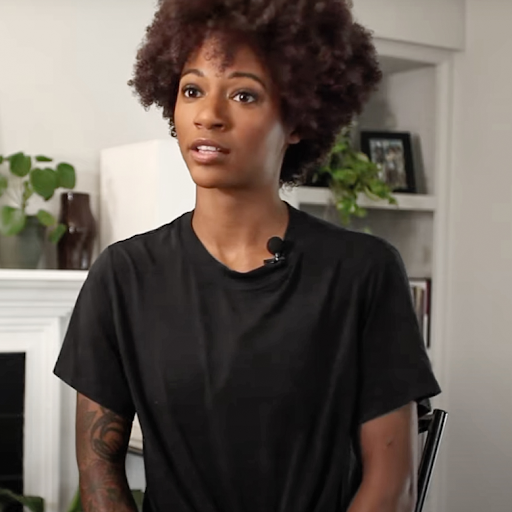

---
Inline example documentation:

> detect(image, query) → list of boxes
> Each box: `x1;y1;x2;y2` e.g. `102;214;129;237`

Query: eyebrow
180;68;267;91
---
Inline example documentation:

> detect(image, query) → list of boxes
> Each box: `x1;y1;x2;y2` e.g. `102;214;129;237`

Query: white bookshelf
283;37;457;512
281;186;437;212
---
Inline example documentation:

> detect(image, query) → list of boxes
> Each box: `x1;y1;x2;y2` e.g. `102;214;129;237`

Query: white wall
352;0;465;50
443;1;512;511
1;0;491;510
0;0;167;502
0;0;170;227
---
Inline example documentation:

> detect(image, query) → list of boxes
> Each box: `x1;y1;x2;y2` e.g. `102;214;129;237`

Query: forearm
347;479;415;512
79;459;138;512
76;394;137;512
352;403;418;512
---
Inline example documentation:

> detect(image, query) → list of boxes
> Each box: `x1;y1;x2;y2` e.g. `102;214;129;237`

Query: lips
189;139;231;165
189;138;230;154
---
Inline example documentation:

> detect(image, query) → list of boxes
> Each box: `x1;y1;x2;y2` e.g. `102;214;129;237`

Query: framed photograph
409;278;431;348
360;131;416;193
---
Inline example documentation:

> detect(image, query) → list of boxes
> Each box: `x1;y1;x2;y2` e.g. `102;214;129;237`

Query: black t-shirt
54;203;441;512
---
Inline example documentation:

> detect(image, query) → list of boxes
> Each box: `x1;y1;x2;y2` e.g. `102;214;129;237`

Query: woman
54;1;441;511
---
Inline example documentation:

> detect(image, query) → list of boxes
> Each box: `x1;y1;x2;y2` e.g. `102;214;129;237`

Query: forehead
184;34;268;76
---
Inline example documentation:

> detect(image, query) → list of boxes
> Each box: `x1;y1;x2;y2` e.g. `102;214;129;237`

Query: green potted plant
0;152;76;268
313;126;397;226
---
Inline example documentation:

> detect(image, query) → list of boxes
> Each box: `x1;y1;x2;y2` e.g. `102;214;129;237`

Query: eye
182;85;202;99
233;90;259;104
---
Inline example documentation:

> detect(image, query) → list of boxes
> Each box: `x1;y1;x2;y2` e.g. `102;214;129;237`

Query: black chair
415;409;448;512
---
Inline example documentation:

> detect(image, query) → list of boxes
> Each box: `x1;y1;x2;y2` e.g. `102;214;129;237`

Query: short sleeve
358;243;441;424
54;247;135;419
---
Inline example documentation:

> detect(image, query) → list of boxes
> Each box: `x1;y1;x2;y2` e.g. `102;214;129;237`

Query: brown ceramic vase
57;192;96;270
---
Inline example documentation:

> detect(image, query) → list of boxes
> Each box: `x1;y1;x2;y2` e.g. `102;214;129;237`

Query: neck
192;186;289;255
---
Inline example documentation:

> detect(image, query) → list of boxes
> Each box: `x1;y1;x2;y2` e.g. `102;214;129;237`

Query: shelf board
0;269;88;281
379;55;433;75
282;187;436;212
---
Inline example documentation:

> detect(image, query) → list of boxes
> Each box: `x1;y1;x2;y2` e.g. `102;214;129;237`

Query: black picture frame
360;131;416;193
409;278;431;348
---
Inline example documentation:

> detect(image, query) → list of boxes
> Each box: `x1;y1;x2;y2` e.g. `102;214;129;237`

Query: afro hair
127;0;382;186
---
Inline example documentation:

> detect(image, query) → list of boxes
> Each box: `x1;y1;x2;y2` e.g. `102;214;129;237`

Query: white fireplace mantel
0;269;87;512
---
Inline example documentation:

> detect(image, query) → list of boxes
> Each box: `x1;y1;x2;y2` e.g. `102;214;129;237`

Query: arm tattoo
76;394;138;512
90;407;128;463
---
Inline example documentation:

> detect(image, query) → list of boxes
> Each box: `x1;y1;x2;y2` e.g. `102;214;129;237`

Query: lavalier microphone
263;236;286;266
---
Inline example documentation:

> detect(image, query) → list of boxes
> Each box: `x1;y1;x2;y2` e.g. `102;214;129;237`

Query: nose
194;92;228;131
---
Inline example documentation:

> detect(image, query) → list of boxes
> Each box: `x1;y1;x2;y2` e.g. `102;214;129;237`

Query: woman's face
174;36;299;191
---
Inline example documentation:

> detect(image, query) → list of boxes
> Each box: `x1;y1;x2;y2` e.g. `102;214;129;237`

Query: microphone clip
264;236;287;266
263;253;286;266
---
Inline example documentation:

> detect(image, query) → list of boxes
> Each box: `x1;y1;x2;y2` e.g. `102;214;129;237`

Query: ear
287;130;301;145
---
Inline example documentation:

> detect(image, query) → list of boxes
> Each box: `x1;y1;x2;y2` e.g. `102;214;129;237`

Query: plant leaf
30;167;58;200
22;181;34;206
0;488;45;512
20;496;45;512
131;490;145;512
35;155;53;162
0;175;7;197
356;152;370;163
66;489;82;512
0;156;4;165
0;206;26;236
354;205;368;218
48;223;67;244
10;152;32;177
36;209;57;227
56;163;76;189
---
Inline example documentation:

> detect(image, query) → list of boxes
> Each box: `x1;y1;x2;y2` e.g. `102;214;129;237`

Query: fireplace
0;353;25;511
0;270;86;512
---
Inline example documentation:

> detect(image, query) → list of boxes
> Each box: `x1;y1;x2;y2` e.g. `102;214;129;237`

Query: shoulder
294;208;400;272
89;212;189;282
108;212;188;263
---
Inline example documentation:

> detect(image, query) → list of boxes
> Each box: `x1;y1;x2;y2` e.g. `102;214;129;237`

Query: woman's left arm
348;402;418;512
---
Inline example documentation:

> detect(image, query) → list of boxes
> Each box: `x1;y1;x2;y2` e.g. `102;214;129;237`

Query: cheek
254;120;288;160
241;109;284;147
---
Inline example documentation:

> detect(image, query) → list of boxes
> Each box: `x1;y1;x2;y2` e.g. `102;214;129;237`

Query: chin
189;166;247;190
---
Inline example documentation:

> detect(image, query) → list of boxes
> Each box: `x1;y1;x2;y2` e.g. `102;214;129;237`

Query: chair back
415;409;448;512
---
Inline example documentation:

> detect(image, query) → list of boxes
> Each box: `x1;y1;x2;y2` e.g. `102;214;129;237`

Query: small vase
57;192;97;270
0;216;45;269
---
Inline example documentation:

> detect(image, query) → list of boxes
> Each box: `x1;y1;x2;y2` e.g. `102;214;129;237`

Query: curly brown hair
127;0;382;186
